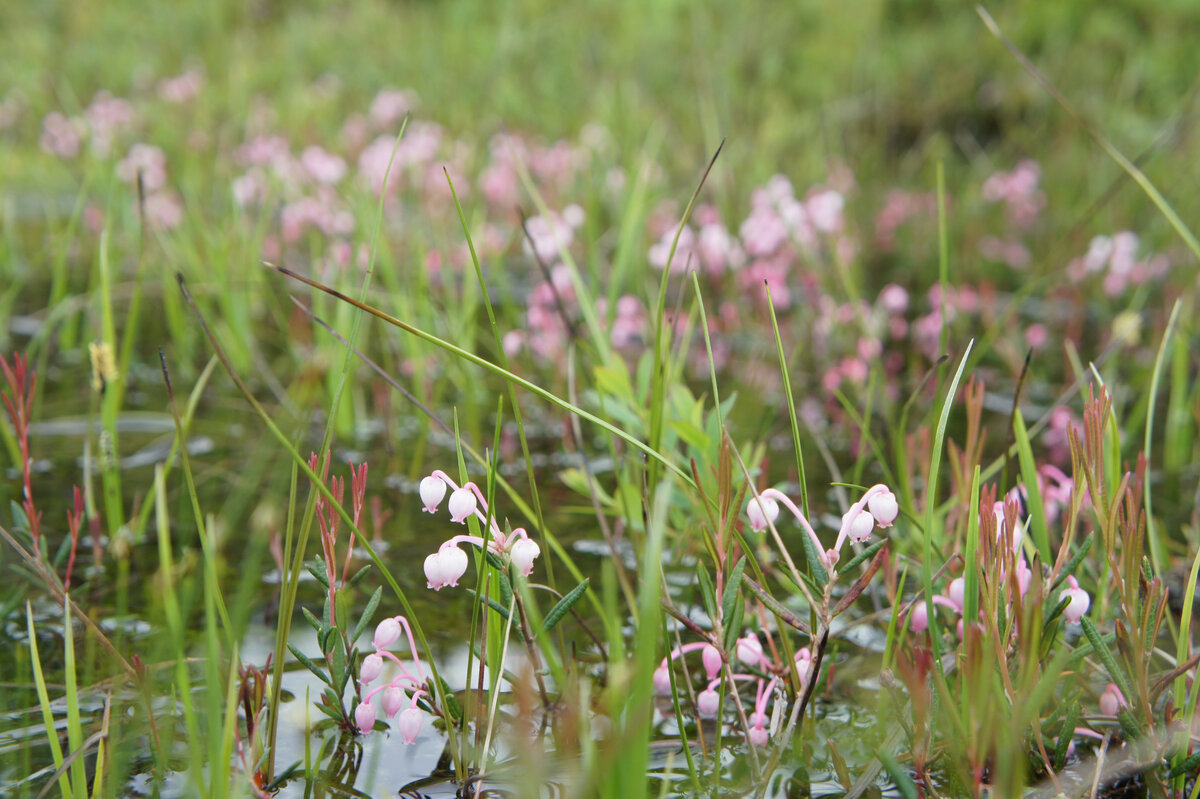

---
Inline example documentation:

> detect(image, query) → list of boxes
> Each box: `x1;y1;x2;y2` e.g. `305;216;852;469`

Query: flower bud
1100;684;1124;716
397;706;422;744
373;617;401;650
354;701;376;735
748;726;770;747
736;634;763;667
947;577;965;612
746;495;780;533
910;601;928;633
697;688;720;718
509;537;541;577
867;488;899;527
653;665;672;696
419;475;447;513
701;644;722;680
447;487;478;523
1060;577;1090;623
360;653;384;684
382;685;405;718
842;508;875;544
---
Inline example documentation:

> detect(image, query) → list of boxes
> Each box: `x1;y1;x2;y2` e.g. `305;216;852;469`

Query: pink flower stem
830;485;889;556
759;488;825;564
394;616;426;681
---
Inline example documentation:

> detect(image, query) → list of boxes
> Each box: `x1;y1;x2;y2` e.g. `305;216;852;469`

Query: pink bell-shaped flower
748;725;770;747
425;546;469;590
373;617;401;650
397;706;423;744
419;476;447;513
867;488;899;527
909;601;928;633
746;495;780;533
697;688;720;718
360;653;384;685
947;577;965;612
736;634;763;667
509;538;541;577
701;644;722;680
653;665;672;696
1060;576;1090;623
354;701;376;735
1099;683;1125;716
841;508;875;544
381;685;405;718
447;487;478;523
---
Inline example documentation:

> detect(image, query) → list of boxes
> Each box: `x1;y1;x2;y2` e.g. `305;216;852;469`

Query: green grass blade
1013;409;1052;565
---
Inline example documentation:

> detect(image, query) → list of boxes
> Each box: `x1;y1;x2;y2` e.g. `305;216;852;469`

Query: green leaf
352;587;383;644
306;557;330;589
1050;536;1094;591
543;579;590;633
1013;409;1052;565
287;644;330;686
301;605;325;634
668;420;710;452
347;563;373;588
696;565;717;622
839;537;888;575
465;588;511;621
1080;616;1135;703
798;525;829;586
721;558;747;626
1054;701;1079;769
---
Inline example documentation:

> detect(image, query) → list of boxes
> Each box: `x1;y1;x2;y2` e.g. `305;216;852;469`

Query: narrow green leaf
1080;616;1135;703
301;606;325;634
465;588;511;621
963;465;981;622
1050;536;1094;591
798;524;829;586
287;644;331;687
1013;409;1052;565
1054;701;1079;770
721;558;747;626
352;587;383;644
696;565;718;622
543;579;591;633
839;537;888;575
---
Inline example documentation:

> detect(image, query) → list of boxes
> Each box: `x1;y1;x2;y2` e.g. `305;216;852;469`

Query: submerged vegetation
3;1;1200;796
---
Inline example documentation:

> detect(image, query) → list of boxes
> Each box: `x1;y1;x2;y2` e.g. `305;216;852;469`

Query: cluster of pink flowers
354;615;428;743
418;470;541;590
746;483;899;569
651;637;814;747
40;90;135;160
911;470;1088;637
1066;231;1170;298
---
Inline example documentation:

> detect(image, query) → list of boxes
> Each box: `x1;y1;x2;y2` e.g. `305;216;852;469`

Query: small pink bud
736;634;763;667
842;508;875;544
509;537;541;576
746;495;780;533
354;701;376;735
653;665;672;696
697;688;720;718
748;726;770;747
360;653;384;684
1100;684;1124;716
382;685;405;718
867;488;899;527
947;577;965;612
397;706;422;744
447;487;478;523
373;617;401;650
910;601;928;633
419;475;447;513
1060;577;1090;623
701;644;722;680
